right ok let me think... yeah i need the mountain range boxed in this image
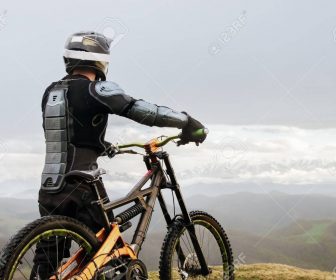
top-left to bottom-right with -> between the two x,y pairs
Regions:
0,192 -> 335,271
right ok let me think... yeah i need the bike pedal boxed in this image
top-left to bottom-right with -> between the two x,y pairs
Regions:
120,221 -> 132,232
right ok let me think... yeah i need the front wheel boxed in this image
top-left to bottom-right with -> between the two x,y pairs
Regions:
159,211 -> 234,280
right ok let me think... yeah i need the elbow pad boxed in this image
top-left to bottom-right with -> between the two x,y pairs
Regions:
126,100 -> 188,128
90,81 -> 135,115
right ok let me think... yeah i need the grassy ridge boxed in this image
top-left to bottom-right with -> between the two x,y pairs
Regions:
148,264 -> 335,280
235,264 -> 335,280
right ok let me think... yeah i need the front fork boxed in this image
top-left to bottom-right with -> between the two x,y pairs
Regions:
156,152 -> 210,276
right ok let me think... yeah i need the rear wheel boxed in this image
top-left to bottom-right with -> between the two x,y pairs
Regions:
0,215 -> 100,280
159,211 -> 234,280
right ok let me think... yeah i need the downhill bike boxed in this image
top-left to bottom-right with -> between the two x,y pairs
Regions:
0,128 -> 234,280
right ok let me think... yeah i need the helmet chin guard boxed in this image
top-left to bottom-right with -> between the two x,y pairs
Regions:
63,31 -> 112,80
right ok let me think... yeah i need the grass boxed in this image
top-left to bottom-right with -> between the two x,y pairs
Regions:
300,222 -> 331,244
148,263 -> 336,280
236,264 -> 335,280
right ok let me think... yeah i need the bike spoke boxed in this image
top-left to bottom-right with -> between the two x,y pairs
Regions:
201,226 -> 206,249
184,230 -> 195,255
207,231 -> 210,269
56,235 -> 59,279
40,241 -> 56,275
16,266 -> 29,280
171,222 -> 227,279
180,234 -> 193,257
22,255 -> 33,271
60,236 -> 67,280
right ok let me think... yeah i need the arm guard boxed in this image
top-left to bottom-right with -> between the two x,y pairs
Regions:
90,81 -> 188,129
89,81 -> 135,115
126,100 -> 188,128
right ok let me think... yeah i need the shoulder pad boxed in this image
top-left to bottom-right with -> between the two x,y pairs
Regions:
94,81 -> 125,96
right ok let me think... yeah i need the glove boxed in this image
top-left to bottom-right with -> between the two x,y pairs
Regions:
177,113 -> 206,146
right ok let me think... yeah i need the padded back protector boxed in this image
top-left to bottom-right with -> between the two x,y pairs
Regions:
41,83 -> 69,192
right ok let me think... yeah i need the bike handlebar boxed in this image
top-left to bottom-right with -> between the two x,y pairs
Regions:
116,128 -> 209,150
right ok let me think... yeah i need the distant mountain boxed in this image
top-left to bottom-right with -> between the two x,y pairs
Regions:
0,193 -> 335,271
180,182 -> 336,197
0,197 -> 38,239
137,193 -> 336,271
140,191 -> 336,236
229,220 -> 336,271
137,220 -> 336,271
186,192 -> 336,235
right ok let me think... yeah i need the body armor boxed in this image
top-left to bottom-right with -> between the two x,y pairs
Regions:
40,77 -> 190,193
41,82 -> 69,193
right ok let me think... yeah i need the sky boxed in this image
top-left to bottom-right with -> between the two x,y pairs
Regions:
0,1 -> 336,198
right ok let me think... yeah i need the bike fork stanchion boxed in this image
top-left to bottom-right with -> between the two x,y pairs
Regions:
157,190 -> 173,225
162,153 -> 210,276
158,190 -> 187,265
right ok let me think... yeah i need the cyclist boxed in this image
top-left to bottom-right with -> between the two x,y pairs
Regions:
33,31 -> 206,278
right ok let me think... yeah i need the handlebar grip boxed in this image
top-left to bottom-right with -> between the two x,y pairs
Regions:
191,128 -> 209,138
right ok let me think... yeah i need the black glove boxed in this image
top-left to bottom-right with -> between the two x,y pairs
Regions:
177,113 -> 206,146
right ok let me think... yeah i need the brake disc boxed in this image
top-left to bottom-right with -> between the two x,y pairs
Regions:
125,259 -> 148,280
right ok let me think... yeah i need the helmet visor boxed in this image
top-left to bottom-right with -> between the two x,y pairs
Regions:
63,49 -> 110,62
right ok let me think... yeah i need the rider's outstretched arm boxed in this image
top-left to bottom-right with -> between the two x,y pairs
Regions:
89,81 -> 187,127
89,81 -> 206,144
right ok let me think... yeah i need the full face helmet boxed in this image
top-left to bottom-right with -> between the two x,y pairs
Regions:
63,31 -> 112,80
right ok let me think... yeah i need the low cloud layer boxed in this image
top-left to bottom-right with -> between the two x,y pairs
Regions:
0,124 -> 336,198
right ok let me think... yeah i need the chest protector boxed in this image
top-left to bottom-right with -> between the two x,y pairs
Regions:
41,82 -> 69,193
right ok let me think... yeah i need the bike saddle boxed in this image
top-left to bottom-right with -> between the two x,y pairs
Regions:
64,168 -> 106,182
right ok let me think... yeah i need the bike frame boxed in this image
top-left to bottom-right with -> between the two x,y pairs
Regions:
52,150 -> 210,279
104,152 -> 183,252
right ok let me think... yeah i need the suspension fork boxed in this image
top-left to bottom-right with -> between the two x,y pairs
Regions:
158,190 -> 187,265
162,152 -> 210,276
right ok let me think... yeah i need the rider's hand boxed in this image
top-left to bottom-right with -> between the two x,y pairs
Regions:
177,113 -> 206,146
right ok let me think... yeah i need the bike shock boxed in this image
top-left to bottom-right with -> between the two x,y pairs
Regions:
114,203 -> 145,224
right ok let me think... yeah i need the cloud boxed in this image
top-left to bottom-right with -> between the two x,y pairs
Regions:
1,124 -> 336,198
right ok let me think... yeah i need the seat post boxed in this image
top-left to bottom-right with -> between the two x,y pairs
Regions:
92,180 -> 111,232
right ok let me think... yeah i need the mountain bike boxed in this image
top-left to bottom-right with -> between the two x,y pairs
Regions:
0,129 -> 234,280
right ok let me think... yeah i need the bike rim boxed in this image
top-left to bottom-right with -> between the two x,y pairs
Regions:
8,229 -> 93,280
171,219 -> 229,279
